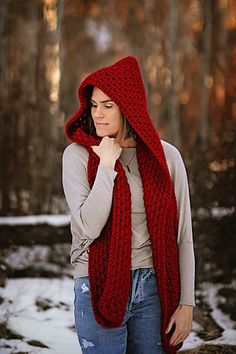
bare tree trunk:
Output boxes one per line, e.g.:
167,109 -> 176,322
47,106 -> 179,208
0,1 -> 10,214
0,0 -> 234,217
0,0 -> 39,215
32,0 -> 62,214
199,0 -> 212,149
167,0 -> 181,148
0,0 -> 62,215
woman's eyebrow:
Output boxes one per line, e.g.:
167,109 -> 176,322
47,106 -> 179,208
90,98 -> 113,103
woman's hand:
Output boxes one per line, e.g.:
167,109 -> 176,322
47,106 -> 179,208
92,136 -> 122,169
166,304 -> 193,346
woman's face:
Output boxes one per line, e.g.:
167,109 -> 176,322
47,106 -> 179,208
90,87 -> 123,138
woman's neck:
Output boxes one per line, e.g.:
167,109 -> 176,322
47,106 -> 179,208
119,138 -> 137,148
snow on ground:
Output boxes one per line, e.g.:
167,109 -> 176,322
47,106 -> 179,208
200,282 -> 236,347
0,206 -> 234,227
0,277 -> 81,354
180,282 -> 236,351
0,213 -> 235,352
211,206 -> 235,219
3,245 -> 50,269
0,277 -> 236,353
0,214 -> 70,227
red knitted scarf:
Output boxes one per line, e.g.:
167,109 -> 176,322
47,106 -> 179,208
65,56 -> 182,353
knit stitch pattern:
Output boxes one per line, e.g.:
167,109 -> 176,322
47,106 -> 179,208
65,56 -> 182,353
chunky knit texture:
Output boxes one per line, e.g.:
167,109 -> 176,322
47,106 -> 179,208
65,56 -> 183,353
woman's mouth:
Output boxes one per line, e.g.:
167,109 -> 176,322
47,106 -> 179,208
96,123 -> 109,126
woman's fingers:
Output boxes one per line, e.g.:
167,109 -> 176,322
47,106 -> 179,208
170,330 -> 188,346
92,136 -> 122,160
166,316 -> 176,334
168,304 -> 193,346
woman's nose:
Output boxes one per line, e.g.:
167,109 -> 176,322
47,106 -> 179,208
94,106 -> 104,117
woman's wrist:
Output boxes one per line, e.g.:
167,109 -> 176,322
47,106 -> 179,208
179,304 -> 194,310
100,158 -> 116,170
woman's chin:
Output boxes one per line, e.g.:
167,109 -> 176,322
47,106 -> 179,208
96,131 -> 117,138
95,131 -> 106,137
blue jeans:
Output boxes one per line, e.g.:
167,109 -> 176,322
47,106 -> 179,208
74,267 -> 165,354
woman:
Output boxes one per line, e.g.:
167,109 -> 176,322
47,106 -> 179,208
62,56 -> 195,354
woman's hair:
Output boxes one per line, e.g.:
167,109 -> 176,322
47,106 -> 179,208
86,86 -> 138,144
115,112 -> 138,143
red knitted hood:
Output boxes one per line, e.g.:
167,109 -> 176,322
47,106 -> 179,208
66,56 -> 165,167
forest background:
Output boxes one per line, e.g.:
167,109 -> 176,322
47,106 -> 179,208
0,1 -> 236,353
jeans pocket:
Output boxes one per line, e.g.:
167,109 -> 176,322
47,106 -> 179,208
141,268 -> 156,282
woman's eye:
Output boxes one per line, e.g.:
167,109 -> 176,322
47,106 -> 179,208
90,103 -> 113,109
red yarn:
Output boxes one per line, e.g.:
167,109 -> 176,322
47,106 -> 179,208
65,56 -> 183,353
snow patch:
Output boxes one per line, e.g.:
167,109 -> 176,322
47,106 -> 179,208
0,214 -> 70,226
0,278 -> 81,354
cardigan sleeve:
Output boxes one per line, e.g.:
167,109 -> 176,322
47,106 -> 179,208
62,144 -> 118,241
162,141 -> 196,306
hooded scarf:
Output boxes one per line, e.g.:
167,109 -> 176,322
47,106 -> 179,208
65,56 -> 183,353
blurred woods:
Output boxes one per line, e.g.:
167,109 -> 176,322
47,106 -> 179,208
0,0 -> 236,283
